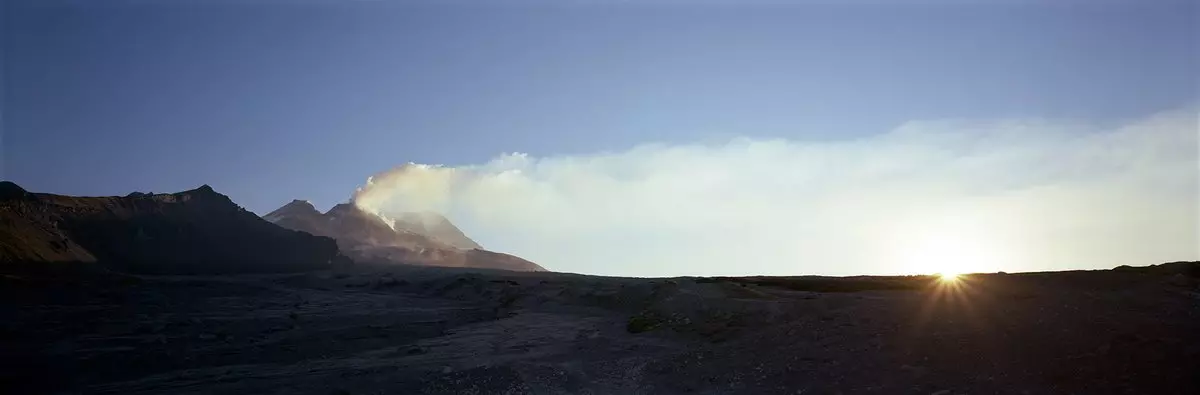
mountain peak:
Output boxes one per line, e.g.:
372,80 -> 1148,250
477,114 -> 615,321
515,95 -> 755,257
326,202 -> 361,216
326,203 -> 398,233
168,184 -> 235,207
180,184 -> 218,196
0,181 -> 35,201
263,199 -> 322,223
284,199 -> 317,211
0,181 -> 25,192
264,199 -> 542,271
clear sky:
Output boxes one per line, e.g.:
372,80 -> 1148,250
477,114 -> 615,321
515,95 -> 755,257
4,0 -> 1198,276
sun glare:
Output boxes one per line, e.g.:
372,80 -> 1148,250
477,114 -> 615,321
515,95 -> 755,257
888,219 -> 1008,277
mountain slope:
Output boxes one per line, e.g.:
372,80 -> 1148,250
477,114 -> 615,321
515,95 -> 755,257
0,182 -> 341,274
263,201 -> 546,272
391,211 -> 481,250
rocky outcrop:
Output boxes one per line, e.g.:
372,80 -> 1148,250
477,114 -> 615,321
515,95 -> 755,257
263,201 -> 546,272
0,183 -> 342,274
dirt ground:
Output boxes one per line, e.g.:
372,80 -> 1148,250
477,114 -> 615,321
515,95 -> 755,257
3,264 -> 1198,394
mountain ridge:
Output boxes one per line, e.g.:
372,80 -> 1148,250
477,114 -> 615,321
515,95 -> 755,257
0,182 -> 342,274
263,200 -> 545,272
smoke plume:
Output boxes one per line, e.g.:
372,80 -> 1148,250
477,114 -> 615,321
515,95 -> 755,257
351,108 -> 1199,277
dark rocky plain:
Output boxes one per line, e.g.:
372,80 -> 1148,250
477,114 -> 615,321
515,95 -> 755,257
3,262 -> 1199,394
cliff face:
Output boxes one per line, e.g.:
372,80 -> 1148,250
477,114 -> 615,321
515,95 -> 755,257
263,201 -> 546,272
0,182 -> 342,274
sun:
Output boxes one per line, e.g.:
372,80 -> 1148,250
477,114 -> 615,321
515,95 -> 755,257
888,222 -> 1006,279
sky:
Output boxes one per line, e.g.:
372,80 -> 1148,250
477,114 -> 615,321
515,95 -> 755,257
4,0 -> 1198,276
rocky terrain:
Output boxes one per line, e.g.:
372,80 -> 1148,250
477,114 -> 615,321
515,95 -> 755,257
0,182 -> 340,275
2,262 -> 1198,394
263,199 -> 544,272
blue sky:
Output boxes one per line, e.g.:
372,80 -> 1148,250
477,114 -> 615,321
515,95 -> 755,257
4,1 -> 1197,275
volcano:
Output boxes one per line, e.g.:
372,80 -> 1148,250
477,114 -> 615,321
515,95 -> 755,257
262,200 -> 545,272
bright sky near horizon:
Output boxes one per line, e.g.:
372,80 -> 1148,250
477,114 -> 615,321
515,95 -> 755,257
4,0 -> 1198,276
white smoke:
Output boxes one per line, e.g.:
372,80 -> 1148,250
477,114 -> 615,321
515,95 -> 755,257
352,108 -> 1199,277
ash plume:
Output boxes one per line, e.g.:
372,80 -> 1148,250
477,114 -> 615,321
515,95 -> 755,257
346,108 -> 1199,277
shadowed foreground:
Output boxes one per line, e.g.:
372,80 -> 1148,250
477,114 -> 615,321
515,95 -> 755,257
3,263 -> 1198,394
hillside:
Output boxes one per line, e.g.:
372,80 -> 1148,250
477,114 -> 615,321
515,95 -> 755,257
0,182 -> 341,274
263,200 -> 545,272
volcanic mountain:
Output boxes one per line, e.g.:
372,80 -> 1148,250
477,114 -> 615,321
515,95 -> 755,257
262,200 -> 546,272
0,182 -> 342,274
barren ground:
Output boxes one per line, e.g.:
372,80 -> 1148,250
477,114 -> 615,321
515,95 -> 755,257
3,264 -> 1198,394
